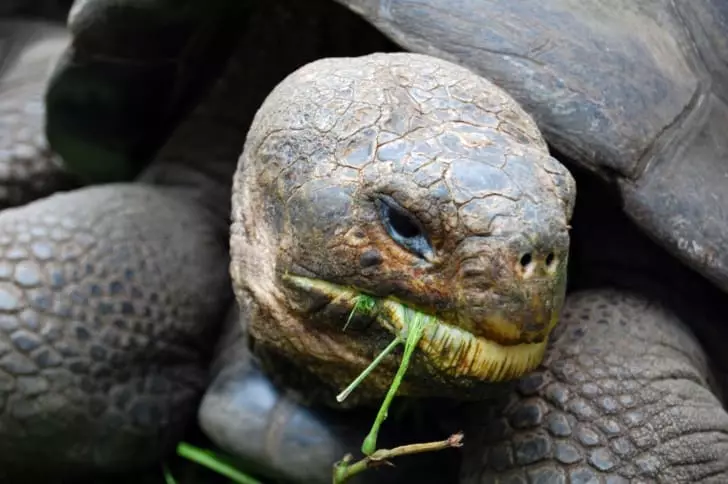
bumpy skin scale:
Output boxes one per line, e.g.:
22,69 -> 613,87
0,184 -> 229,479
458,166 -> 728,484
228,49 -> 728,482
0,21 -> 76,208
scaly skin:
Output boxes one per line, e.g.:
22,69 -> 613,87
336,0 -> 728,296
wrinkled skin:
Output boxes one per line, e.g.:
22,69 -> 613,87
1,1 -> 728,484
233,53 -> 574,406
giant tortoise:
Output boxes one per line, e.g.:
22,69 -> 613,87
1,0 -> 728,483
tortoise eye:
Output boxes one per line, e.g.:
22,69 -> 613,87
375,196 -> 433,260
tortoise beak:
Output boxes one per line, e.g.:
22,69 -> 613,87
455,276 -> 566,346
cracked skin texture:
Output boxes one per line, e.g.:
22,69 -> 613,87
232,53 -> 574,406
3,2 -> 728,483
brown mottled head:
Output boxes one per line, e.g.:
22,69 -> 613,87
231,53 -> 575,404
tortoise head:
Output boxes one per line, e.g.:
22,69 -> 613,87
231,53 -> 576,403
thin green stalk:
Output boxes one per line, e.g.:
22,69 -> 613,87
176,443 -> 262,484
332,432 -> 464,484
337,336 -> 402,403
361,311 -> 430,455
162,463 -> 178,484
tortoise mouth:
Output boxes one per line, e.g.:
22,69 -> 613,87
283,274 -> 549,382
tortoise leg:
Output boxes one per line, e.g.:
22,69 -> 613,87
0,20 -> 231,481
0,183 -> 232,481
0,20 -> 78,207
460,289 -> 728,483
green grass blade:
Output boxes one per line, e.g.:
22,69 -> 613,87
162,463 -> 178,484
336,336 -> 401,403
361,310 -> 431,455
176,442 -> 262,484
344,294 -> 376,330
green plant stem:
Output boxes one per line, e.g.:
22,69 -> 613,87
332,432 -> 464,484
176,443 -> 262,484
361,313 -> 429,455
336,336 -> 402,403
162,463 -> 178,484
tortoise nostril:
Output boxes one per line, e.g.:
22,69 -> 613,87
519,253 -> 533,268
518,251 -> 559,275
545,252 -> 555,266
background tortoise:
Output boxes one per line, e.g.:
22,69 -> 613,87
2,0 -> 728,483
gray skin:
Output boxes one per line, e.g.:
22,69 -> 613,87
2,1 -> 728,484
